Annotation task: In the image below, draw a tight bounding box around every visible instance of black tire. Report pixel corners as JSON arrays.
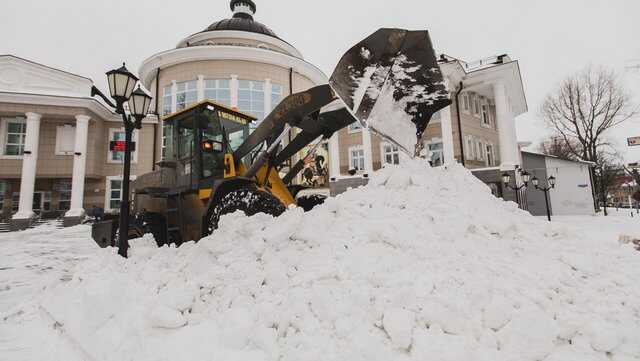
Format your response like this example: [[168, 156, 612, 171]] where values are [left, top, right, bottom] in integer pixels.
[[204, 187, 286, 236]]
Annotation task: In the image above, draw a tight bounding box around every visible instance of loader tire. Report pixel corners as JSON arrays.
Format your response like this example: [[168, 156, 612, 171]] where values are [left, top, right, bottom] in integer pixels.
[[204, 187, 286, 235]]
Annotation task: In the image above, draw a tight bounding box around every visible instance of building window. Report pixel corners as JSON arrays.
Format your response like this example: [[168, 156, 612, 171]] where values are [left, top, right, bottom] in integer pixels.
[[477, 140, 485, 161], [0, 181, 5, 211], [106, 178, 122, 211], [3, 117, 26, 156], [381, 142, 400, 165], [465, 135, 475, 160], [32, 192, 51, 212], [348, 146, 365, 172], [108, 128, 138, 164], [428, 142, 444, 166], [271, 83, 283, 111], [462, 93, 470, 113], [12, 193, 19, 212], [162, 86, 172, 115], [486, 143, 495, 166], [348, 122, 363, 133], [481, 101, 491, 126], [55, 125, 76, 155], [105, 176, 135, 212], [176, 80, 198, 111], [162, 123, 173, 160], [238, 80, 265, 122], [110, 129, 125, 162], [57, 180, 72, 211], [204, 79, 231, 106], [472, 94, 481, 116], [431, 110, 441, 123]]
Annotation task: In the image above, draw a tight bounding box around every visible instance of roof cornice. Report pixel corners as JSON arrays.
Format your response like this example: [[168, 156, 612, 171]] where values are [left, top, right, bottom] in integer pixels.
[[138, 45, 327, 89], [0, 91, 158, 124], [176, 30, 303, 59]]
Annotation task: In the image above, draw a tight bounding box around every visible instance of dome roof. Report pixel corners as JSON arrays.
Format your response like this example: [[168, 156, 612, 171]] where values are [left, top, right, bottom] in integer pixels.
[[199, 0, 281, 40], [202, 17, 280, 40]]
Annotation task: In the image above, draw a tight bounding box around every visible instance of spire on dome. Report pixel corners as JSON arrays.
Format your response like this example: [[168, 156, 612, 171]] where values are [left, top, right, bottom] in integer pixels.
[[230, 0, 257, 20]]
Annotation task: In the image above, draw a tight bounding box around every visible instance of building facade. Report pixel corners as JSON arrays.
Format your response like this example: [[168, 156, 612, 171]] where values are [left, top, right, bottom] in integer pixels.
[[0, 55, 158, 229], [138, 0, 327, 176], [520, 151, 595, 216], [327, 54, 528, 199]]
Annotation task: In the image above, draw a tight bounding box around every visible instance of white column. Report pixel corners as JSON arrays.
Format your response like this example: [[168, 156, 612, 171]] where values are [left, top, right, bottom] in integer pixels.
[[170, 81, 178, 113], [264, 78, 272, 114], [13, 112, 41, 220], [230, 74, 239, 108], [362, 128, 374, 175], [439, 105, 456, 165], [494, 82, 520, 170], [328, 132, 340, 179], [197, 75, 205, 102], [65, 115, 90, 218]]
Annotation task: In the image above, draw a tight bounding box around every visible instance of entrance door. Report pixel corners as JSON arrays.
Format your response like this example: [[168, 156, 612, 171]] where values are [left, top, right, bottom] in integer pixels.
[[33, 192, 42, 212], [32, 192, 51, 214]]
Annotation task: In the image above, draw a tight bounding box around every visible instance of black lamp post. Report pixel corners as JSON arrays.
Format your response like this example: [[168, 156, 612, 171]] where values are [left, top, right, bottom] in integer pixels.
[[502, 170, 531, 208], [105, 64, 152, 258], [532, 175, 556, 222]]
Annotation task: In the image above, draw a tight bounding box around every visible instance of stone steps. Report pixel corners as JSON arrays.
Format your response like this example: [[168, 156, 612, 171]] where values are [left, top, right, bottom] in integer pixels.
[[0, 219, 64, 233]]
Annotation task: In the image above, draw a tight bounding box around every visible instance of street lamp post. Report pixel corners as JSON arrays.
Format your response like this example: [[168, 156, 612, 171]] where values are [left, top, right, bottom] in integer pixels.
[[502, 170, 531, 208], [105, 64, 152, 258], [532, 175, 556, 222]]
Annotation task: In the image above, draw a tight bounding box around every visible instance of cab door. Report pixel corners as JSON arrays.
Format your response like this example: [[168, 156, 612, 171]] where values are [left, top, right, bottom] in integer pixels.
[[175, 124, 196, 189]]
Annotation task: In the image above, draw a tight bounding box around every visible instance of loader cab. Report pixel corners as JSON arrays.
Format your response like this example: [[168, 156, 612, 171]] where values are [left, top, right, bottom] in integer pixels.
[[162, 101, 255, 190]]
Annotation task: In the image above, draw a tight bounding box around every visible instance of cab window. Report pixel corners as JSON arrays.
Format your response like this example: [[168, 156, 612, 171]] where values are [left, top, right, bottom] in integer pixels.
[[201, 124, 225, 179], [178, 127, 194, 159]]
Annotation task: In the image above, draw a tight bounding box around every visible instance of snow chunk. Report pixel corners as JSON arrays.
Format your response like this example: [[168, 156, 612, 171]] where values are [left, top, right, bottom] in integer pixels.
[[149, 305, 187, 329]]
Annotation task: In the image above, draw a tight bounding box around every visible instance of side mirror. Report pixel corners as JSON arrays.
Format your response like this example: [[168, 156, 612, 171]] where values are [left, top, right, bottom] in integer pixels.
[[202, 139, 224, 153]]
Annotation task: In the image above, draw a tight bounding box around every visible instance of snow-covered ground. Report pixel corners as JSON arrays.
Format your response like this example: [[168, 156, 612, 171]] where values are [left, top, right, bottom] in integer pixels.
[[0, 224, 97, 360], [1, 162, 639, 361]]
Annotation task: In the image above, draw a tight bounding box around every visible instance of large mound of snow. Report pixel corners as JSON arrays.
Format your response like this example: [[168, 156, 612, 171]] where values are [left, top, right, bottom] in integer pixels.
[[42, 161, 640, 361]]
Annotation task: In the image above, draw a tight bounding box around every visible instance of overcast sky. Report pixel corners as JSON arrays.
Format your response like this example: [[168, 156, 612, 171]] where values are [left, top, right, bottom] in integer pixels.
[[2, 0, 639, 161]]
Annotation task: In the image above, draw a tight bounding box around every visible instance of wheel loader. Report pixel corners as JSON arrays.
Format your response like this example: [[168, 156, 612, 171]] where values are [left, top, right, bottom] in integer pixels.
[[91, 28, 451, 248]]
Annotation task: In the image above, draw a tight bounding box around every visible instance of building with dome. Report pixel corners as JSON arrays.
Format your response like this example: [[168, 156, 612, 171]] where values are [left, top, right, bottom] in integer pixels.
[[0, 0, 328, 230], [138, 0, 327, 153]]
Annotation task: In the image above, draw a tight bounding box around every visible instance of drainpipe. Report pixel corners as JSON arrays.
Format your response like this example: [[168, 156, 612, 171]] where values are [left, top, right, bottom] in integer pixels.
[[454, 81, 466, 166], [152, 67, 161, 170]]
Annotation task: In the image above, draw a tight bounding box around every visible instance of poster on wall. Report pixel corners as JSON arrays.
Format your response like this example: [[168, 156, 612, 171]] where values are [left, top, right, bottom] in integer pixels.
[[298, 142, 329, 188]]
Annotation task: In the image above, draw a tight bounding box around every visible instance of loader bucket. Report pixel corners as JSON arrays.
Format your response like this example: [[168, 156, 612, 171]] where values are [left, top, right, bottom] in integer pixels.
[[329, 28, 451, 155]]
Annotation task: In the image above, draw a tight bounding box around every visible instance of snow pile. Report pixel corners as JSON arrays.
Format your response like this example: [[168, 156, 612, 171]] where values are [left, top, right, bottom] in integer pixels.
[[42, 161, 640, 361]]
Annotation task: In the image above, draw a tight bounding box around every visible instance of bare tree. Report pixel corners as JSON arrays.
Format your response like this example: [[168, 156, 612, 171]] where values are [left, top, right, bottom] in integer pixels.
[[594, 151, 625, 216], [541, 66, 637, 164], [538, 136, 581, 160]]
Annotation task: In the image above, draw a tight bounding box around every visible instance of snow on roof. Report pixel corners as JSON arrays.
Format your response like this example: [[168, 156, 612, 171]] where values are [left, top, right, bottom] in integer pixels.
[[522, 150, 596, 165], [0, 54, 93, 82]]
